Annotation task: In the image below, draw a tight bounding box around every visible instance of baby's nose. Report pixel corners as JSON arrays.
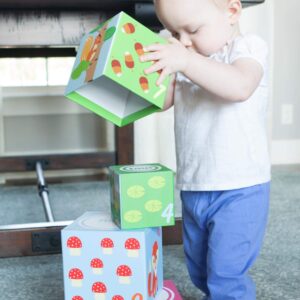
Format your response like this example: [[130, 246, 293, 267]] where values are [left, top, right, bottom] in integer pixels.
[[179, 34, 192, 47]]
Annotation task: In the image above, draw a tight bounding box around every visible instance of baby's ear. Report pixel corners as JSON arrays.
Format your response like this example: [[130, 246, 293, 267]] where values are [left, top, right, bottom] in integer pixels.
[[227, 0, 242, 24]]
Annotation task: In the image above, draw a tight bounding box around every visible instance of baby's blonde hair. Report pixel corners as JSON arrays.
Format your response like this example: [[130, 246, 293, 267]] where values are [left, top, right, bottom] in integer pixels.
[[155, 0, 240, 11], [212, 0, 230, 9], [213, 0, 242, 9]]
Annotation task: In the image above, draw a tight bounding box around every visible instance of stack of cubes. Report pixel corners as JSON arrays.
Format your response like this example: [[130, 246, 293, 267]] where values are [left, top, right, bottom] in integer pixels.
[[62, 10, 181, 300], [61, 163, 176, 300]]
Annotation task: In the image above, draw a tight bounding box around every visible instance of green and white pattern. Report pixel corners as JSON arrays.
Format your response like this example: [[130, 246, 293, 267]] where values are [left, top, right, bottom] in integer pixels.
[[109, 163, 175, 229]]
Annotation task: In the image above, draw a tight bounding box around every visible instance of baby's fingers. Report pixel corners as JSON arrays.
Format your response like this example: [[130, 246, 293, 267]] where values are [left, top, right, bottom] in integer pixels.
[[168, 37, 180, 44], [156, 68, 170, 86], [143, 43, 164, 52], [144, 61, 164, 75], [140, 51, 162, 63]]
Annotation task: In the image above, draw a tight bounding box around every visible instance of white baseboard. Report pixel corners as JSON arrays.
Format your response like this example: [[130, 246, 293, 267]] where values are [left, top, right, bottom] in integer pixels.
[[271, 139, 300, 165]]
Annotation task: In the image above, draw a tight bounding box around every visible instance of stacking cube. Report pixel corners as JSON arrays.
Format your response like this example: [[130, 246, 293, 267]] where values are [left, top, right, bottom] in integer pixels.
[[109, 164, 175, 229], [65, 11, 170, 127], [62, 211, 163, 300]]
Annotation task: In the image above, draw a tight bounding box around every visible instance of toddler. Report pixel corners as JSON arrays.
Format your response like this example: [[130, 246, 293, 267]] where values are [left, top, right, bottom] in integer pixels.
[[140, 0, 270, 299]]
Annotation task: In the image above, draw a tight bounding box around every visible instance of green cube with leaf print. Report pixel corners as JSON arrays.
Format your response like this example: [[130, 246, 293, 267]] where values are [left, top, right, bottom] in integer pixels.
[[65, 11, 170, 127], [109, 164, 175, 229]]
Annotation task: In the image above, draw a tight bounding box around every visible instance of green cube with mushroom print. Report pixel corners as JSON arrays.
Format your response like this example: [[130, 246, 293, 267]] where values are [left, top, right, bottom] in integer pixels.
[[109, 163, 175, 229], [65, 11, 170, 127], [62, 211, 163, 300]]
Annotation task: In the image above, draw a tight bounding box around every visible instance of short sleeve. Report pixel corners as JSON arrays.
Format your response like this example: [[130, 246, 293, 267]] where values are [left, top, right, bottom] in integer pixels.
[[176, 72, 192, 84], [229, 34, 268, 70]]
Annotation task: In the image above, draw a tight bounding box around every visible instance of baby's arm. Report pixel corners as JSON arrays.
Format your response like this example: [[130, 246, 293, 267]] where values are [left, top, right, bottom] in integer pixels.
[[183, 53, 263, 102], [162, 74, 176, 110], [141, 38, 263, 102]]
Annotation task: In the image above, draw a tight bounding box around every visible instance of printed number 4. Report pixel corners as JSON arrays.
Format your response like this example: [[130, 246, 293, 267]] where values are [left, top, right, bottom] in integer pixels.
[[161, 203, 174, 223]]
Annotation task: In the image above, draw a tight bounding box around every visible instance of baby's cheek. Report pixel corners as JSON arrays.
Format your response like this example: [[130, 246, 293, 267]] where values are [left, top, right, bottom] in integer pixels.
[[193, 40, 212, 56], [195, 33, 222, 56]]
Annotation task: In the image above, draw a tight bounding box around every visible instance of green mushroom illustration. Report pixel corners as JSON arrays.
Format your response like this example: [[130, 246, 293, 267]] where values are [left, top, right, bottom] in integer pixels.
[[127, 185, 145, 198], [145, 200, 163, 212], [148, 176, 166, 189], [124, 210, 143, 223]]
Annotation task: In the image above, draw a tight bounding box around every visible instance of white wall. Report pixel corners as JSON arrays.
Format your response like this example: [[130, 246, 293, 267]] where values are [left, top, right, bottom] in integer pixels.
[[271, 0, 300, 164], [134, 107, 176, 170], [240, 1, 274, 154]]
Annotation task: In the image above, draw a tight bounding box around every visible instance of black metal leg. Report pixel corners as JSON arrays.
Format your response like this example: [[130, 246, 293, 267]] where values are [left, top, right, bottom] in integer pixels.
[[36, 161, 54, 222]]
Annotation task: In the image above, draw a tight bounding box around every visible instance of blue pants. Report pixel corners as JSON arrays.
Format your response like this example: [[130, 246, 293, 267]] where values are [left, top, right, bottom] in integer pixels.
[[181, 182, 270, 300]]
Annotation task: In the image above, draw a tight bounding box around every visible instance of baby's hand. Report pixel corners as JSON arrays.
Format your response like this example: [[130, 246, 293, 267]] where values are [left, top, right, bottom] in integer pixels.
[[140, 37, 189, 86]]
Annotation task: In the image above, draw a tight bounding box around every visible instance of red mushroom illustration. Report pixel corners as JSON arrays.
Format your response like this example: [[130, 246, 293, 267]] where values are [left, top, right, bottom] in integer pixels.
[[139, 76, 149, 93], [112, 295, 124, 300], [125, 238, 140, 257], [111, 59, 122, 77], [67, 236, 82, 256], [148, 241, 159, 297], [69, 268, 84, 287], [122, 23, 135, 34], [116, 265, 132, 284], [90, 258, 104, 275], [92, 282, 107, 300], [72, 296, 83, 300], [134, 42, 144, 57], [124, 52, 134, 69], [100, 237, 114, 255]]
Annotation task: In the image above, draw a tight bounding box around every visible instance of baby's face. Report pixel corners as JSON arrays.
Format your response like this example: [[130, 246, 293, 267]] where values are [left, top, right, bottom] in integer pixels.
[[155, 0, 236, 56]]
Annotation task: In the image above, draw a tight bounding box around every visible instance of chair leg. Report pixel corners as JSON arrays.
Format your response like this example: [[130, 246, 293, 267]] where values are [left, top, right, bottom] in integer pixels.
[[36, 161, 54, 222]]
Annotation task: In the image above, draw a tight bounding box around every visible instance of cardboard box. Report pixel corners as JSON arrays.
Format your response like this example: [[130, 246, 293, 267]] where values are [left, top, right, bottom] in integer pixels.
[[157, 280, 183, 300], [65, 11, 170, 127], [109, 164, 175, 229], [62, 211, 163, 300]]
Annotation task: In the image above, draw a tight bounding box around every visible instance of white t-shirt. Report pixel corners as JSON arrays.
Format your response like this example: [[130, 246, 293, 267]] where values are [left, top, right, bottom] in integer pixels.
[[174, 34, 271, 191]]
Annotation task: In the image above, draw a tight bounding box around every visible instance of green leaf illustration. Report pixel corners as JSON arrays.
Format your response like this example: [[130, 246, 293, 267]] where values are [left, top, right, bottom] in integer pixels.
[[71, 60, 90, 80], [104, 27, 116, 41]]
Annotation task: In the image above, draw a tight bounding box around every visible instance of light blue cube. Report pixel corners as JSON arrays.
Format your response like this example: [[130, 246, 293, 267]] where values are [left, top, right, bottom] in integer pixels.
[[61, 211, 163, 300]]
